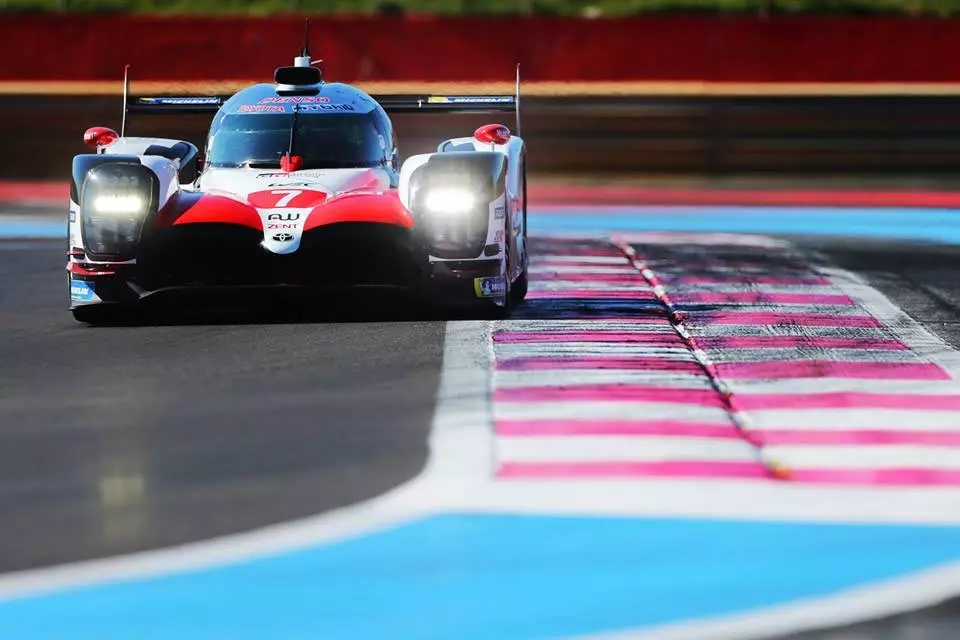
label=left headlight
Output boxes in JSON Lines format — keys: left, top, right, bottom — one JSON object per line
{"left": 81, "top": 163, "right": 158, "bottom": 261}
{"left": 92, "top": 194, "right": 147, "bottom": 215}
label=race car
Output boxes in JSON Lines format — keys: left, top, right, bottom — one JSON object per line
{"left": 67, "top": 45, "right": 528, "bottom": 323}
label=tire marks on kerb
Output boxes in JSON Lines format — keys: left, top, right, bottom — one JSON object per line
{"left": 495, "top": 235, "right": 960, "bottom": 485}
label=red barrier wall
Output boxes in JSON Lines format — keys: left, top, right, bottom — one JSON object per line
{"left": 5, "top": 14, "right": 960, "bottom": 83}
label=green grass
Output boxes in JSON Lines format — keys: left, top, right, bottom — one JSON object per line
{"left": 4, "top": 0, "right": 960, "bottom": 15}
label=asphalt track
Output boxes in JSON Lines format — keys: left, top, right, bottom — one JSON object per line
{"left": 0, "top": 238, "right": 442, "bottom": 572}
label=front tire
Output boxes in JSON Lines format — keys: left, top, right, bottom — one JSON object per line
{"left": 510, "top": 268, "right": 528, "bottom": 305}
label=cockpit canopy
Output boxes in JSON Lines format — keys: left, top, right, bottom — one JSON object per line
{"left": 205, "top": 83, "right": 395, "bottom": 171}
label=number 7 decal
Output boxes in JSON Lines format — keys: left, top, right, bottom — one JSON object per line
{"left": 270, "top": 189, "right": 302, "bottom": 207}
{"left": 247, "top": 189, "right": 327, "bottom": 208}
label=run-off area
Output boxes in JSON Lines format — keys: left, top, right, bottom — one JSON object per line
{"left": 493, "top": 234, "right": 960, "bottom": 487}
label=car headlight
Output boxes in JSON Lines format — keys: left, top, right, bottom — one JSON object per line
{"left": 81, "top": 163, "right": 158, "bottom": 261}
{"left": 423, "top": 188, "right": 476, "bottom": 215}
{"left": 413, "top": 183, "right": 491, "bottom": 259}
{"left": 92, "top": 194, "right": 146, "bottom": 215}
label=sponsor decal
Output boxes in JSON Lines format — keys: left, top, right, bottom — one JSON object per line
{"left": 272, "top": 233, "right": 295, "bottom": 242}
{"left": 300, "top": 103, "right": 355, "bottom": 113}
{"left": 257, "top": 173, "right": 290, "bottom": 179}
{"left": 260, "top": 96, "right": 331, "bottom": 104}
{"left": 494, "top": 205, "right": 506, "bottom": 219}
{"left": 493, "top": 230, "right": 504, "bottom": 243}
{"left": 139, "top": 96, "right": 221, "bottom": 106}
{"left": 70, "top": 280, "right": 97, "bottom": 303}
{"left": 69, "top": 210, "right": 76, "bottom": 222}
{"left": 238, "top": 105, "right": 285, "bottom": 113}
{"left": 428, "top": 95, "right": 514, "bottom": 105}
{"left": 266, "top": 223, "right": 298, "bottom": 230}
{"left": 266, "top": 212, "right": 301, "bottom": 221}
{"left": 474, "top": 276, "right": 506, "bottom": 298}
{"left": 266, "top": 182, "right": 315, "bottom": 188}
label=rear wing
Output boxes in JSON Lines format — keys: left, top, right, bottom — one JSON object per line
{"left": 127, "top": 95, "right": 513, "bottom": 113}
{"left": 126, "top": 65, "right": 524, "bottom": 136}
{"left": 127, "top": 96, "right": 226, "bottom": 114}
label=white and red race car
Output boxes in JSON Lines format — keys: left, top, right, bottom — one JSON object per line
{"left": 67, "top": 47, "right": 528, "bottom": 323}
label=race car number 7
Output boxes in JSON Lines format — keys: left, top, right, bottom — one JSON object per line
{"left": 247, "top": 189, "right": 325, "bottom": 209}
{"left": 267, "top": 189, "right": 302, "bottom": 207}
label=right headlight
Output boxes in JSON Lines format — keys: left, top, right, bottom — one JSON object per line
{"left": 423, "top": 188, "right": 477, "bottom": 216}
{"left": 413, "top": 182, "right": 491, "bottom": 259}
{"left": 81, "top": 163, "right": 158, "bottom": 261}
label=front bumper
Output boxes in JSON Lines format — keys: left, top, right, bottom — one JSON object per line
{"left": 69, "top": 223, "right": 504, "bottom": 309}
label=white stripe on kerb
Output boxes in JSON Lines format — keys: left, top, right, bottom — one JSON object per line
{"left": 498, "top": 436, "right": 758, "bottom": 464}
{"left": 493, "top": 401, "right": 730, "bottom": 423}
{"left": 748, "top": 409, "right": 960, "bottom": 432}
{"left": 494, "top": 370, "right": 711, "bottom": 389}
{"left": 764, "top": 444, "right": 960, "bottom": 470}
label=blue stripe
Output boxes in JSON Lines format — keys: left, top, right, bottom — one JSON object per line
{"left": 1, "top": 515, "right": 959, "bottom": 639}
{"left": 531, "top": 205, "right": 960, "bottom": 243}
{"left": 0, "top": 218, "right": 63, "bottom": 239}
{"left": 3, "top": 205, "right": 960, "bottom": 242}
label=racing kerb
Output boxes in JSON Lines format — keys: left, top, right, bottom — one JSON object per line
{"left": 493, "top": 233, "right": 960, "bottom": 486}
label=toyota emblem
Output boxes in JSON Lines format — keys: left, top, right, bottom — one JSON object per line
{"left": 272, "top": 233, "right": 294, "bottom": 242}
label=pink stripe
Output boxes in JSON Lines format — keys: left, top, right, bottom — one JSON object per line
{"left": 754, "top": 429, "right": 960, "bottom": 446}
{"left": 498, "top": 460, "right": 768, "bottom": 479}
{"left": 495, "top": 385, "right": 722, "bottom": 405}
{"left": 534, "top": 272, "right": 645, "bottom": 283}
{"left": 675, "top": 291, "right": 854, "bottom": 305}
{"left": 785, "top": 468, "right": 960, "bottom": 486}
{"left": 698, "top": 312, "right": 882, "bottom": 328}
{"left": 496, "top": 419, "right": 741, "bottom": 438}
{"left": 527, "top": 289, "right": 658, "bottom": 300}
{"left": 717, "top": 360, "right": 950, "bottom": 381}
{"left": 493, "top": 331, "right": 683, "bottom": 345}
{"left": 498, "top": 461, "right": 960, "bottom": 485}
{"left": 533, "top": 247, "right": 621, "bottom": 257}
{"left": 698, "top": 335, "right": 907, "bottom": 350}
{"left": 496, "top": 357, "right": 704, "bottom": 373}
{"left": 535, "top": 259, "right": 630, "bottom": 268}
{"left": 669, "top": 274, "right": 830, "bottom": 286}
{"left": 737, "top": 391, "right": 960, "bottom": 410}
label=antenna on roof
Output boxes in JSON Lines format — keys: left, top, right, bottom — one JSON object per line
{"left": 515, "top": 63, "right": 522, "bottom": 138}
{"left": 295, "top": 18, "right": 311, "bottom": 67}
{"left": 120, "top": 64, "right": 130, "bottom": 138}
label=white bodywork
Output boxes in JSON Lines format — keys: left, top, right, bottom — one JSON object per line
{"left": 70, "top": 132, "right": 525, "bottom": 270}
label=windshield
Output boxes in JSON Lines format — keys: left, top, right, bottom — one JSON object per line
{"left": 207, "top": 112, "right": 388, "bottom": 169}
